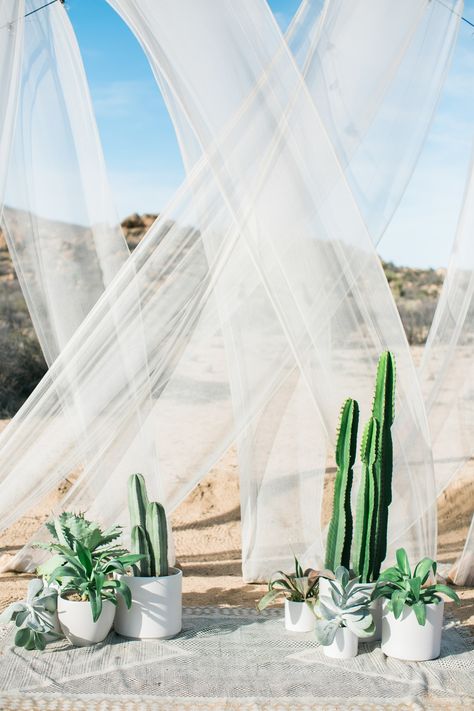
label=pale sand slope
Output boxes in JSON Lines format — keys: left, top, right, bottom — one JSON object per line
{"left": 0, "top": 439, "right": 473, "bottom": 634}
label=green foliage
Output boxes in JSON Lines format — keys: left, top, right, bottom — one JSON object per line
{"left": 0, "top": 578, "right": 59, "bottom": 651}
{"left": 127, "top": 474, "right": 169, "bottom": 578}
{"left": 48, "top": 538, "right": 142, "bottom": 623}
{"left": 257, "top": 557, "right": 321, "bottom": 611}
{"left": 37, "top": 511, "right": 129, "bottom": 578}
{"left": 324, "top": 399, "right": 359, "bottom": 572}
{"left": 37, "top": 513, "right": 143, "bottom": 623}
{"left": 315, "top": 567, "right": 374, "bottom": 645}
{"left": 373, "top": 548, "right": 461, "bottom": 626}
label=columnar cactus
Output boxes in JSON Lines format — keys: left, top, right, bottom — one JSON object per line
{"left": 324, "top": 352, "right": 396, "bottom": 582}
{"left": 324, "top": 398, "right": 359, "bottom": 572}
{"left": 370, "top": 351, "right": 396, "bottom": 579}
{"left": 352, "top": 417, "right": 378, "bottom": 582}
{"left": 128, "top": 473, "right": 169, "bottom": 577}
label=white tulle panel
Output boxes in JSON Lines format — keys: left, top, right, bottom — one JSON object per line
{"left": 0, "top": 2, "right": 161, "bottom": 570}
{"left": 103, "top": 0, "right": 437, "bottom": 579}
{"left": 420, "top": 153, "right": 474, "bottom": 585}
{"left": 0, "top": 0, "right": 462, "bottom": 582}
{"left": 0, "top": 1, "right": 24, "bottom": 210}
{"left": 1, "top": 0, "right": 129, "bottom": 364}
{"left": 291, "top": 0, "right": 461, "bottom": 240}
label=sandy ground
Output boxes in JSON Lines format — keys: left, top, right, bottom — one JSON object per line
{"left": 0, "top": 435, "right": 473, "bottom": 637}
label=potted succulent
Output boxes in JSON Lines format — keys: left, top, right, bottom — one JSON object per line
{"left": 38, "top": 513, "right": 141, "bottom": 647}
{"left": 257, "top": 557, "right": 320, "bottom": 632}
{"left": 315, "top": 566, "right": 374, "bottom": 659}
{"left": 114, "top": 473, "right": 182, "bottom": 639}
{"left": 321, "top": 351, "right": 395, "bottom": 642}
{"left": 374, "top": 548, "right": 460, "bottom": 661}
{"left": 0, "top": 578, "right": 60, "bottom": 651}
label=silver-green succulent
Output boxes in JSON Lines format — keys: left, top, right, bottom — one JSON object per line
{"left": 0, "top": 578, "right": 60, "bottom": 651}
{"left": 315, "top": 567, "right": 374, "bottom": 646}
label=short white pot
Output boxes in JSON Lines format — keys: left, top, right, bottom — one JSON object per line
{"left": 114, "top": 567, "right": 182, "bottom": 639}
{"left": 284, "top": 599, "right": 315, "bottom": 632}
{"left": 324, "top": 626, "right": 358, "bottom": 659}
{"left": 57, "top": 596, "right": 115, "bottom": 647}
{"left": 381, "top": 599, "right": 444, "bottom": 661}
{"left": 319, "top": 577, "right": 381, "bottom": 642}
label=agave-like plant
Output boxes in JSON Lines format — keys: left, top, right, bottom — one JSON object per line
{"left": 315, "top": 566, "right": 374, "bottom": 645}
{"left": 0, "top": 578, "right": 59, "bottom": 651}
{"left": 36, "top": 512, "right": 131, "bottom": 578}
{"left": 48, "top": 539, "right": 143, "bottom": 622}
{"left": 373, "top": 548, "right": 460, "bottom": 625}
{"left": 257, "top": 557, "right": 322, "bottom": 611}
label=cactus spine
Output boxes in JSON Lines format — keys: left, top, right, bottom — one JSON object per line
{"left": 128, "top": 473, "right": 169, "bottom": 577}
{"left": 352, "top": 417, "right": 378, "bottom": 582}
{"left": 370, "top": 351, "right": 396, "bottom": 580}
{"left": 324, "top": 398, "right": 359, "bottom": 572}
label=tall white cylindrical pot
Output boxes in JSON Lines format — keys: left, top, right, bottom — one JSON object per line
{"left": 381, "top": 599, "right": 444, "bottom": 661}
{"left": 57, "top": 597, "right": 115, "bottom": 647}
{"left": 284, "top": 599, "right": 315, "bottom": 632}
{"left": 324, "top": 627, "right": 358, "bottom": 659}
{"left": 319, "top": 577, "right": 380, "bottom": 642}
{"left": 114, "top": 567, "right": 182, "bottom": 639}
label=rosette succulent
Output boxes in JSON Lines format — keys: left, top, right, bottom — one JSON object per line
{"left": 315, "top": 566, "right": 375, "bottom": 645}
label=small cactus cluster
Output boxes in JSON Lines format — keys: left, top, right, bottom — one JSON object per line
{"left": 128, "top": 473, "right": 169, "bottom": 577}
{"left": 324, "top": 352, "right": 396, "bottom": 582}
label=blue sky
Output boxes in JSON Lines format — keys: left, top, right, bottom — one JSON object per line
{"left": 66, "top": 0, "right": 474, "bottom": 268}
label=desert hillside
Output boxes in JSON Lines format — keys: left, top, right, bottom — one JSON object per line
{"left": 0, "top": 212, "right": 446, "bottom": 416}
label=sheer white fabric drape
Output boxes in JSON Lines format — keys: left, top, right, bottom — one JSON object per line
{"left": 0, "top": 1, "right": 24, "bottom": 213}
{"left": 0, "top": 0, "right": 470, "bottom": 584}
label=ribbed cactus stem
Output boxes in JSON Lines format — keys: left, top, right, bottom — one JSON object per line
{"left": 325, "top": 398, "right": 359, "bottom": 572}
{"left": 353, "top": 417, "right": 378, "bottom": 582}
{"left": 128, "top": 473, "right": 149, "bottom": 530}
{"left": 371, "top": 351, "right": 396, "bottom": 580}
{"left": 131, "top": 524, "right": 151, "bottom": 576}
{"left": 146, "top": 502, "right": 169, "bottom": 577}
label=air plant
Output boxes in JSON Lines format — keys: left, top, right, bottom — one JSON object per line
{"left": 373, "top": 548, "right": 460, "bottom": 625}
{"left": 315, "top": 566, "right": 374, "bottom": 645}
{"left": 0, "top": 578, "right": 59, "bottom": 651}
{"left": 257, "top": 557, "right": 321, "bottom": 611}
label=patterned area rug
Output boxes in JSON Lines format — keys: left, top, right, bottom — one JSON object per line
{"left": 0, "top": 607, "right": 472, "bottom": 710}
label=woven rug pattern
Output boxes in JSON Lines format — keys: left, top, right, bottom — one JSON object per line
{"left": 0, "top": 607, "right": 472, "bottom": 710}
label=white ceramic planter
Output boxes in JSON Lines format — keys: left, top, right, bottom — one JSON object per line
{"left": 284, "top": 599, "right": 315, "bottom": 632}
{"left": 324, "top": 626, "right": 358, "bottom": 659}
{"left": 381, "top": 599, "right": 444, "bottom": 661}
{"left": 319, "top": 577, "right": 381, "bottom": 642}
{"left": 57, "top": 596, "right": 115, "bottom": 647}
{"left": 114, "top": 567, "right": 182, "bottom": 639}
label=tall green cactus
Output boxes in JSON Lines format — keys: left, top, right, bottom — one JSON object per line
{"left": 370, "top": 351, "right": 396, "bottom": 579}
{"left": 352, "top": 417, "right": 378, "bottom": 582}
{"left": 146, "top": 502, "right": 168, "bottom": 577}
{"left": 324, "top": 398, "right": 359, "bottom": 572}
{"left": 131, "top": 524, "right": 151, "bottom": 576}
{"left": 128, "top": 473, "right": 169, "bottom": 577}
{"left": 128, "top": 473, "right": 149, "bottom": 529}
{"left": 324, "top": 352, "right": 396, "bottom": 582}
